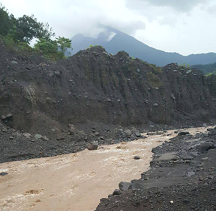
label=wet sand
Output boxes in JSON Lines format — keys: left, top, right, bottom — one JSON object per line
{"left": 0, "top": 126, "right": 210, "bottom": 211}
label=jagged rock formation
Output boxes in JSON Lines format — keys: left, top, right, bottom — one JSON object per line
{"left": 0, "top": 43, "right": 215, "bottom": 140}
{"left": 206, "top": 74, "right": 216, "bottom": 97}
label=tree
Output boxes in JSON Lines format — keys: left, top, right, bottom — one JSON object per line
{"left": 0, "top": 3, "right": 55, "bottom": 44}
{"left": 37, "top": 22, "right": 55, "bottom": 41}
{"left": 15, "top": 15, "right": 55, "bottom": 43}
{"left": 34, "top": 37, "right": 72, "bottom": 60}
{"left": 0, "top": 3, "right": 15, "bottom": 36}
{"left": 0, "top": 4, "right": 72, "bottom": 60}
{"left": 56, "top": 36, "right": 71, "bottom": 54}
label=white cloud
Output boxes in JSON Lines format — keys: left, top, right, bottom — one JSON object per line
{"left": 1, "top": 0, "right": 216, "bottom": 55}
{"left": 133, "top": 1, "right": 216, "bottom": 55}
{"left": 126, "top": 0, "right": 207, "bottom": 12}
{"left": 1, "top": 0, "right": 145, "bottom": 37}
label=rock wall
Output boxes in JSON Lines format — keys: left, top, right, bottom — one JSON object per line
{"left": 206, "top": 74, "right": 216, "bottom": 97}
{"left": 0, "top": 43, "right": 215, "bottom": 138}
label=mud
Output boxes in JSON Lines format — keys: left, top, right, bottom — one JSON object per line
{"left": 0, "top": 126, "right": 211, "bottom": 211}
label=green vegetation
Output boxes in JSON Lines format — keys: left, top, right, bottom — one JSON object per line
{"left": 142, "top": 61, "right": 162, "bottom": 73}
{"left": 34, "top": 37, "right": 71, "bottom": 60}
{"left": 0, "top": 3, "right": 72, "bottom": 60}
{"left": 141, "top": 62, "right": 163, "bottom": 88}
{"left": 149, "top": 63, "right": 162, "bottom": 73}
{"left": 206, "top": 72, "right": 216, "bottom": 76}
{"left": 146, "top": 71, "right": 163, "bottom": 88}
{"left": 191, "top": 62, "right": 216, "bottom": 75}
{"left": 88, "top": 44, "right": 100, "bottom": 49}
{"left": 178, "top": 63, "right": 190, "bottom": 69}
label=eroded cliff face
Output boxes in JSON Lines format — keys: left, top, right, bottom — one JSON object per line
{"left": 206, "top": 74, "right": 216, "bottom": 97}
{"left": 0, "top": 44, "right": 215, "bottom": 139}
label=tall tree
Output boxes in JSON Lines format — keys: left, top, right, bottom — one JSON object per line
{"left": 15, "top": 15, "right": 55, "bottom": 43}
{"left": 0, "top": 3, "right": 15, "bottom": 36}
{"left": 56, "top": 36, "right": 72, "bottom": 54}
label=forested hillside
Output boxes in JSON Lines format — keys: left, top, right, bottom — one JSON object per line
{"left": 0, "top": 3, "right": 71, "bottom": 60}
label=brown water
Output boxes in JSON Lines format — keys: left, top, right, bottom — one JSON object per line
{"left": 0, "top": 126, "right": 210, "bottom": 211}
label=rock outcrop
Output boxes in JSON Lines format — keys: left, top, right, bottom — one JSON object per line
{"left": 206, "top": 73, "right": 216, "bottom": 97}
{"left": 0, "top": 43, "right": 215, "bottom": 140}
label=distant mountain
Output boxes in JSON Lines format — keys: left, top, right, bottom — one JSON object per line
{"left": 191, "top": 62, "right": 216, "bottom": 75}
{"left": 67, "top": 27, "right": 216, "bottom": 67}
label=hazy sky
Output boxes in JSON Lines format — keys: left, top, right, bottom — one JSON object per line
{"left": 1, "top": 0, "right": 216, "bottom": 55}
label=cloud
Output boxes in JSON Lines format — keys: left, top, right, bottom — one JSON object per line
{"left": 1, "top": 0, "right": 146, "bottom": 38}
{"left": 126, "top": 0, "right": 207, "bottom": 12}
{"left": 133, "top": 1, "right": 216, "bottom": 55}
{"left": 1, "top": 0, "right": 216, "bottom": 55}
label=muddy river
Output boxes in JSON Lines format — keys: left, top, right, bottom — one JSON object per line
{"left": 0, "top": 126, "right": 210, "bottom": 211}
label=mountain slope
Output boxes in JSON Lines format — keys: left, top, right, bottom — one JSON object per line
{"left": 67, "top": 28, "right": 216, "bottom": 66}
{"left": 191, "top": 62, "right": 216, "bottom": 75}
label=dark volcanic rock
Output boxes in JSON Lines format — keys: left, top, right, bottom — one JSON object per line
{"left": 206, "top": 73, "right": 216, "bottom": 97}
{"left": 119, "top": 182, "right": 131, "bottom": 191}
{"left": 178, "top": 131, "right": 190, "bottom": 136}
{"left": 0, "top": 172, "right": 8, "bottom": 176}
{"left": 124, "top": 129, "right": 132, "bottom": 137}
{"left": 0, "top": 43, "right": 215, "bottom": 141}
{"left": 130, "top": 180, "right": 145, "bottom": 191}
{"left": 134, "top": 156, "right": 141, "bottom": 160}
{"left": 0, "top": 42, "right": 216, "bottom": 163}
{"left": 1, "top": 113, "right": 13, "bottom": 121}
{"left": 87, "top": 142, "right": 99, "bottom": 150}
{"left": 135, "top": 131, "right": 141, "bottom": 137}
{"left": 197, "top": 142, "right": 215, "bottom": 153}
{"left": 113, "top": 189, "right": 123, "bottom": 196}
{"left": 96, "top": 128, "right": 216, "bottom": 211}
{"left": 178, "top": 152, "right": 194, "bottom": 160}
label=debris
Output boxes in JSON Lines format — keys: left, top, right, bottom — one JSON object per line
{"left": 134, "top": 156, "right": 141, "bottom": 160}
{"left": 0, "top": 172, "right": 8, "bottom": 176}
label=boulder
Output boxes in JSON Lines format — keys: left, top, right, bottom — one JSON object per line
{"left": 11, "top": 60, "right": 18, "bottom": 64}
{"left": 0, "top": 172, "right": 8, "bottom": 176}
{"left": 130, "top": 180, "right": 145, "bottom": 191}
{"left": 68, "top": 124, "right": 76, "bottom": 135}
{"left": 124, "top": 129, "right": 132, "bottom": 137}
{"left": 119, "top": 181, "right": 131, "bottom": 191}
{"left": 197, "top": 142, "right": 215, "bottom": 153}
{"left": 187, "top": 171, "right": 195, "bottom": 177}
{"left": 41, "top": 136, "right": 49, "bottom": 141}
{"left": 135, "top": 131, "right": 141, "bottom": 137}
{"left": 134, "top": 156, "right": 141, "bottom": 160}
{"left": 113, "top": 189, "right": 122, "bottom": 196}
{"left": 54, "top": 70, "right": 61, "bottom": 76}
{"left": 178, "top": 131, "right": 190, "bottom": 136}
{"left": 178, "top": 152, "right": 194, "bottom": 160}
{"left": 1, "top": 113, "right": 13, "bottom": 121}
{"left": 157, "top": 152, "right": 178, "bottom": 161}
{"left": 35, "top": 134, "right": 42, "bottom": 139}
{"left": 94, "top": 132, "right": 100, "bottom": 136}
{"left": 87, "top": 141, "right": 98, "bottom": 150}
{"left": 23, "top": 133, "right": 31, "bottom": 138}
